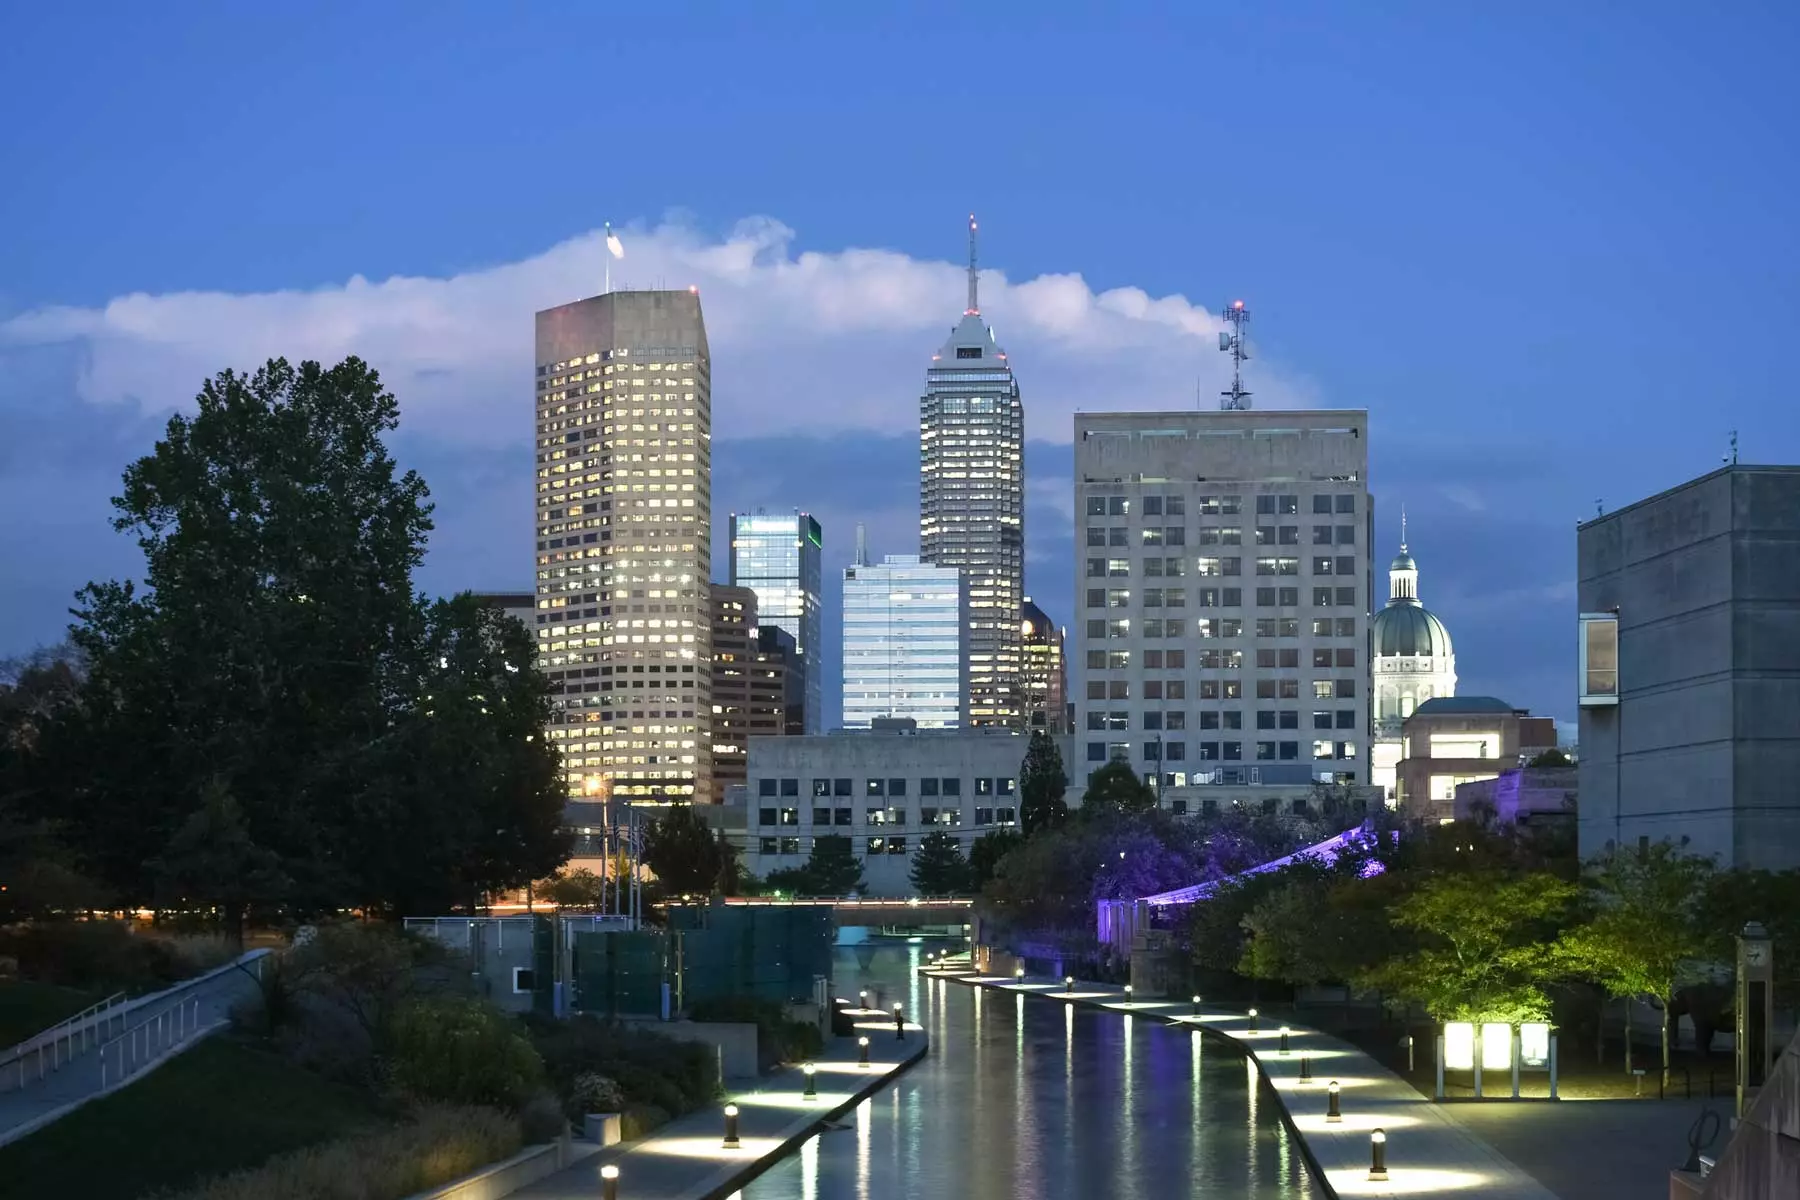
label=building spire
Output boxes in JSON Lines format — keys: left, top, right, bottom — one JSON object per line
{"left": 1401, "top": 504, "right": 1408, "bottom": 551}
{"left": 966, "top": 214, "right": 979, "bottom": 315}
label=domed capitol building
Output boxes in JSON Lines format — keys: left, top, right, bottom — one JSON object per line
{"left": 1369, "top": 519, "right": 1458, "bottom": 801}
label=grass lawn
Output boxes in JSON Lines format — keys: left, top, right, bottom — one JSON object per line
{"left": 0, "top": 1036, "right": 384, "bottom": 1200}
{"left": 0, "top": 980, "right": 103, "bottom": 1046}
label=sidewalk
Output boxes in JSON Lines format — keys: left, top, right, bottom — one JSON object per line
{"left": 928, "top": 960, "right": 1559, "bottom": 1200}
{"left": 0, "top": 951, "right": 268, "bottom": 1147}
{"left": 511, "top": 1008, "right": 927, "bottom": 1200}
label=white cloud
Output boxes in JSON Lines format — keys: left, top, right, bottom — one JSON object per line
{"left": 2, "top": 216, "right": 1320, "bottom": 446}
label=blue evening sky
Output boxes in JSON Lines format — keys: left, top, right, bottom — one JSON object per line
{"left": 3, "top": 1, "right": 1797, "bottom": 729}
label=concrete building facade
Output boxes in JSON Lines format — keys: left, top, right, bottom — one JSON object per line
{"left": 1071, "top": 410, "right": 1373, "bottom": 813}
{"left": 535, "top": 290, "right": 712, "bottom": 804}
{"left": 1576, "top": 465, "right": 1800, "bottom": 867}
{"left": 919, "top": 220, "right": 1025, "bottom": 729}
{"left": 728, "top": 511, "right": 823, "bottom": 733}
{"left": 1393, "top": 696, "right": 1557, "bottom": 822}
{"left": 709, "top": 586, "right": 793, "bottom": 794}
{"left": 841, "top": 553, "right": 968, "bottom": 730}
{"left": 1453, "top": 766, "right": 1578, "bottom": 827}
{"left": 733, "top": 725, "right": 1026, "bottom": 897}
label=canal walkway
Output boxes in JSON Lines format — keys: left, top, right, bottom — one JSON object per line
{"left": 511, "top": 1005, "right": 927, "bottom": 1200}
{"left": 927, "top": 961, "right": 1560, "bottom": 1200}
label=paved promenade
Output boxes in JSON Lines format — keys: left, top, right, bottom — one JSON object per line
{"left": 928, "top": 960, "right": 1560, "bottom": 1200}
{"left": 512, "top": 1006, "right": 927, "bottom": 1200}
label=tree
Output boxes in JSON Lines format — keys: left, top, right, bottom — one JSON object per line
{"left": 1238, "top": 851, "right": 1397, "bottom": 988}
{"left": 968, "top": 829, "right": 1024, "bottom": 891}
{"left": 1562, "top": 843, "right": 1716, "bottom": 1088}
{"left": 540, "top": 868, "right": 605, "bottom": 909}
{"left": 1528, "top": 748, "right": 1574, "bottom": 768}
{"left": 1019, "top": 731, "right": 1070, "bottom": 836}
{"left": 642, "top": 804, "right": 733, "bottom": 897}
{"left": 1079, "top": 759, "right": 1158, "bottom": 818}
{"left": 804, "top": 834, "right": 865, "bottom": 896}
{"left": 149, "top": 777, "right": 289, "bottom": 945}
{"left": 762, "top": 866, "right": 815, "bottom": 897}
{"left": 1697, "top": 866, "right": 1800, "bottom": 1009}
{"left": 54, "top": 358, "right": 570, "bottom": 924}
{"left": 1361, "top": 871, "right": 1577, "bottom": 1023}
{"left": 909, "top": 831, "right": 972, "bottom": 895}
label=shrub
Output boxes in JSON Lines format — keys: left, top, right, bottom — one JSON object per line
{"left": 688, "top": 995, "right": 823, "bottom": 1071}
{"left": 159, "top": 1105, "right": 520, "bottom": 1200}
{"left": 620, "top": 1103, "right": 671, "bottom": 1140}
{"left": 569, "top": 1072, "right": 626, "bottom": 1114}
{"left": 527, "top": 1015, "right": 718, "bottom": 1117}
{"left": 517, "top": 1089, "right": 568, "bottom": 1144}
{"left": 383, "top": 996, "right": 544, "bottom": 1111}
{"left": 0, "top": 920, "right": 187, "bottom": 992}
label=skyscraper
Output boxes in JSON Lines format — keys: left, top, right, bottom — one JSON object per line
{"left": 709, "top": 585, "right": 792, "bottom": 794}
{"left": 535, "top": 290, "right": 713, "bottom": 805}
{"left": 728, "top": 511, "right": 823, "bottom": 733}
{"left": 1021, "top": 596, "right": 1068, "bottom": 734}
{"left": 1072, "top": 410, "right": 1372, "bottom": 812}
{"left": 842, "top": 552, "right": 968, "bottom": 730}
{"left": 919, "top": 217, "right": 1024, "bottom": 729}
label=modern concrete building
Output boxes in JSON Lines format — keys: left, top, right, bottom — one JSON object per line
{"left": 709, "top": 586, "right": 794, "bottom": 794}
{"left": 1576, "top": 465, "right": 1800, "bottom": 867}
{"left": 470, "top": 590, "right": 536, "bottom": 632}
{"left": 535, "top": 290, "right": 712, "bottom": 805}
{"left": 1454, "top": 766, "right": 1578, "bottom": 827}
{"left": 1021, "top": 596, "right": 1068, "bottom": 734}
{"left": 842, "top": 552, "right": 968, "bottom": 730}
{"left": 728, "top": 511, "right": 823, "bottom": 733}
{"left": 919, "top": 218, "right": 1025, "bottom": 729}
{"left": 1392, "top": 697, "right": 1558, "bottom": 822}
{"left": 731, "top": 724, "right": 1026, "bottom": 897}
{"left": 1368, "top": 529, "right": 1458, "bottom": 802}
{"left": 1072, "top": 410, "right": 1373, "bottom": 812}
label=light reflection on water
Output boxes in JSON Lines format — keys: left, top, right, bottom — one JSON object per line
{"left": 740, "top": 947, "right": 1317, "bottom": 1200}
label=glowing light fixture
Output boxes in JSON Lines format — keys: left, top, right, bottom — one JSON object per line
{"left": 1520, "top": 1022, "right": 1551, "bottom": 1068}
{"left": 601, "top": 1163, "right": 619, "bottom": 1200}
{"left": 858, "top": 1036, "right": 870, "bottom": 1067}
{"left": 1327, "top": 1080, "right": 1342, "bottom": 1122}
{"left": 803, "top": 1062, "right": 817, "bottom": 1099}
{"left": 1444, "top": 1021, "right": 1475, "bottom": 1071}
{"left": 723, "top": 1103, "right": 740, "bottom": 1148}
{"left": 1369, "top": 1129, "right": 1388, "bottom": 1181}
{"left": 1481, "top": 1022, "right": 1512, "bottom": 1071}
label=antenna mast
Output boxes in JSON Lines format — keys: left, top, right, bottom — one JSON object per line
{"left": 1219, "top": 299, "right": 1251, "bottom": 410}
{"left": 966, "top": 214, "right": 979, "bottom": 315}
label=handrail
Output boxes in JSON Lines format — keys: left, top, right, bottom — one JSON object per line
{"left": 0, "top": 991, "right": 127, "bottom": 1062}
{"left": 96, "top": 994, "right": 208, "bottom": 1093}
{"left": 0, "top": 993, "right": 132, "bottom": 1092}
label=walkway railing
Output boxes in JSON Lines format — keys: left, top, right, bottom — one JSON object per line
{"left": 0, "top": 993, "right": 128, "bottom": 1093}
{"left": 97, "top": 995, "right": 205, "bottom": 1092}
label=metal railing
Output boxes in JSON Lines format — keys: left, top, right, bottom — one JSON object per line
{"left": 0, "top": 993, "right": 129, "bottom": 1093}
{"left": 97, "top": 996, "right": 205, "bottom": 1092}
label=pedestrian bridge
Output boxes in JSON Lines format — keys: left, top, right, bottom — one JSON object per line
{"left": 716, "top": 896, "right": 972, "bottom": 928}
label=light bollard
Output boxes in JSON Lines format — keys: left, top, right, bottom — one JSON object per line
{"left": 601, "top": 1163, "right": 620, "bottom": 1200}
{"left": 1248, "top": 1007, "right": 1260, "bottom": 1032}
{"left": 722, "top": 1103, "right": 740, "bottom": 1148}
{"left": 1279, "top": 1026, "right": 1291, "bottom": 1055}
{"left": 803, "top": 1062, "right": 817, "bottom": 1099}
{"left": 1015, "top": 965, "right": 1025, "bottom": 981}
{"left": 858, "top": 989, "right": 869, "bottom": 1011}
{"left": 1326, "top": 1080, "right": 1342, "bottom": 1122}
{"left": 1065, "top": 975, "right": 1074, "bottom": 994}
{"left": 893, "top": 1003, "right": 906, "bottom": 1041}
{"left": 1299, "top": 1054, "right": 1313, "bottom": 1083}
{"left": 1368, "top": 1129, "right": 1388, "bottom": 1181}
{"left": 1123, "top": 984, "right": 1133, "bottom": 1003}
{"left": 1191, "top": 994, "right": 1202, "bottom": 1016}
{"left": 858, "top": 1036, "right": 871, "bottom": 1067}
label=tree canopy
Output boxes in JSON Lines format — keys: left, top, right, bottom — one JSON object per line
{"left": 642, "top": 805, "right": 735, "bottom": 897}
{"left": 908, "top": 831, "right": 972, "bottom": 895}
{"left": 1078, "top": 759, "right": 1158, "bottom": 818}
{"left": 1019, "top": 731, "right": 1069, "bottom": 836}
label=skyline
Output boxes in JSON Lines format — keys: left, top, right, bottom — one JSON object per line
{"left": 5, "top": 3, "right": 1799, "bottom": 735}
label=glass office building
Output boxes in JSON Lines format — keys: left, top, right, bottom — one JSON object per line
{"left": 842, "top": 554, "right": 968, "bottom": 729}
{"left": 728, "top": 511, "right": 823, "bottom": 733}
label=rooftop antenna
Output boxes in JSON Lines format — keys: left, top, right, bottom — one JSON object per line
{"left": 966, "top": 214, "right": 979, "bottom": 315}
{"left": 1400, "top": 504, "right": 1408, "bottom": 551}
{"left": 1219, "top": 299, "right": 1251, "bottom": 410}
{"left": 854, "top": 522, "right": 869, "bottom": 567}
{"left": 1727, "top": 430, "right": 1739, "bottom": 465}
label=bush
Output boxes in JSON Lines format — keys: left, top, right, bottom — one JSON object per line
{"left": 569, "top": 1072, "right": 626, "bottom": 1114}
{"left": 384, "top": 996, "right": 544, "bottom": 1111}
{"left": 517, "top": 1089, "right": 568, "bottom": 1144}
{"left": 688, "top": 995, "right": 822, "bottom": 1071}
{"left": 159, "top": 1105, "right": 520, "bottom": 1200}
{"left": 526, "top": 1015, "right": 718, "bottom": 1118}
{"left": 620, "top": 1103, "right": 671, "bottom": 1141}
{"left": 0, "top": 921, "right": 187, "bottom": 992}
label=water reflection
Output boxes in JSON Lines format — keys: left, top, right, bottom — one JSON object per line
{"left": 741, "top": 947, "right": 1316, "bottom": 1199}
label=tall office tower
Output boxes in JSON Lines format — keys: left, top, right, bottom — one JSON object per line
{"left": 842, "top": 553, "right": 968, "bottom": 730}
{"left": 1021, "top": 596, "right": 1068, "bottom": 734}
{"left": 709, "top": 585, "right": 791, "bottom": 793}
{"left": 535, "top": 290, "right": 713, "bottom": 805}
{"left": 728, "top": 511, "right": 823, "bottom": 733}
{"left": 1072, "top": 411, "right": 1372, "bottom": 812}
{"left": 919, "top": 217, "right": 1025, "bottom": 729}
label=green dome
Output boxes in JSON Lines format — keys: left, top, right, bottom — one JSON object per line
{"left": 1371, "top": 600, "right": 1452, "bottom": 658}
{"left": 1390, "top": 549, "right": 1417, "bottom": 572}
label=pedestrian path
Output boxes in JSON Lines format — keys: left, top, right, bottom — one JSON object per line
{"left": 0, "top": 949, "right": 269, "bottom": 1147}
{"left": 925, "top": 959, "right": 1558, "bottom": 1200}
{"left": 512, "top": 1006, "right": 927, "bottom": 1200}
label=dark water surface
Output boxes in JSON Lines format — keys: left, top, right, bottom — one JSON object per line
{"left": 735, "top": 945, "right": 1317, "bottom": 1199}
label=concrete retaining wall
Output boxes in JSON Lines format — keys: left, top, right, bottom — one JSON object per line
{"left": 619, "top": 1018, "right": 760, "bottom": 1079}
{"left": 407, "top": 1137, "right": 598, "bottom": 1200}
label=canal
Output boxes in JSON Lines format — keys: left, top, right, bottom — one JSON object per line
{"left": 736, "top": 944, "right": 1318, "bottom": 1199}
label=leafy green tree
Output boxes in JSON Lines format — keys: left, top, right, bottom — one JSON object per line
{"left": 1562, "top": 843, "right": 1716, "bottom": 1087}
{"left": 1238, "top": 855, "right": 1398, "bottom": 988}
{"left": 804, "top": 834, "right": 865, "bottom": 895}
{"left": 1078, "top": 759, "right": 1158, "bottom": 818}
{"left": 762, "top": 866, "right": 815, "bottom": 897}
{"left": 1527, "top": 748, "right": 1574, "bottom": 768}
{"left": 908, "top": 831, "right": 972, "bottom": 895}
{"left": 1361, "top": 871, "right": 1577, "bottom": 1023}
{"left": 1019, "top": 731, "right": 1070, "bottom": 836}
{"left": 642, "top": 804, "right": 733, "bottom": 896}
{"left": 0, "top": 647, "right": 105, "bottom": 919}
{"left": 1697, "top": 866, "right": 1800, "bottom": 1008}
{"left": 968, "top": 829, "right": 1024, "bottom": 891}
{"left": 541, "top": 868, "right": 605, "bottom": 910}
{"left": 150, "top": 778, "right": 289, "bottom": 944}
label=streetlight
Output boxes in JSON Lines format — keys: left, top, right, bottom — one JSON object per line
{"left": 722, "top": 1104, "right": 740, "bottom": 1148}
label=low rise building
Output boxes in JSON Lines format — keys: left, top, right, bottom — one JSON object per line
{"left": 1453, "top": 766, "right": 1578, "bottom": 827}
{"left": 1393, "top": 697, "right": 1557, "bottom": 822}
{"left": 732, "top": 723, "right": 1026, "bottom": 897}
